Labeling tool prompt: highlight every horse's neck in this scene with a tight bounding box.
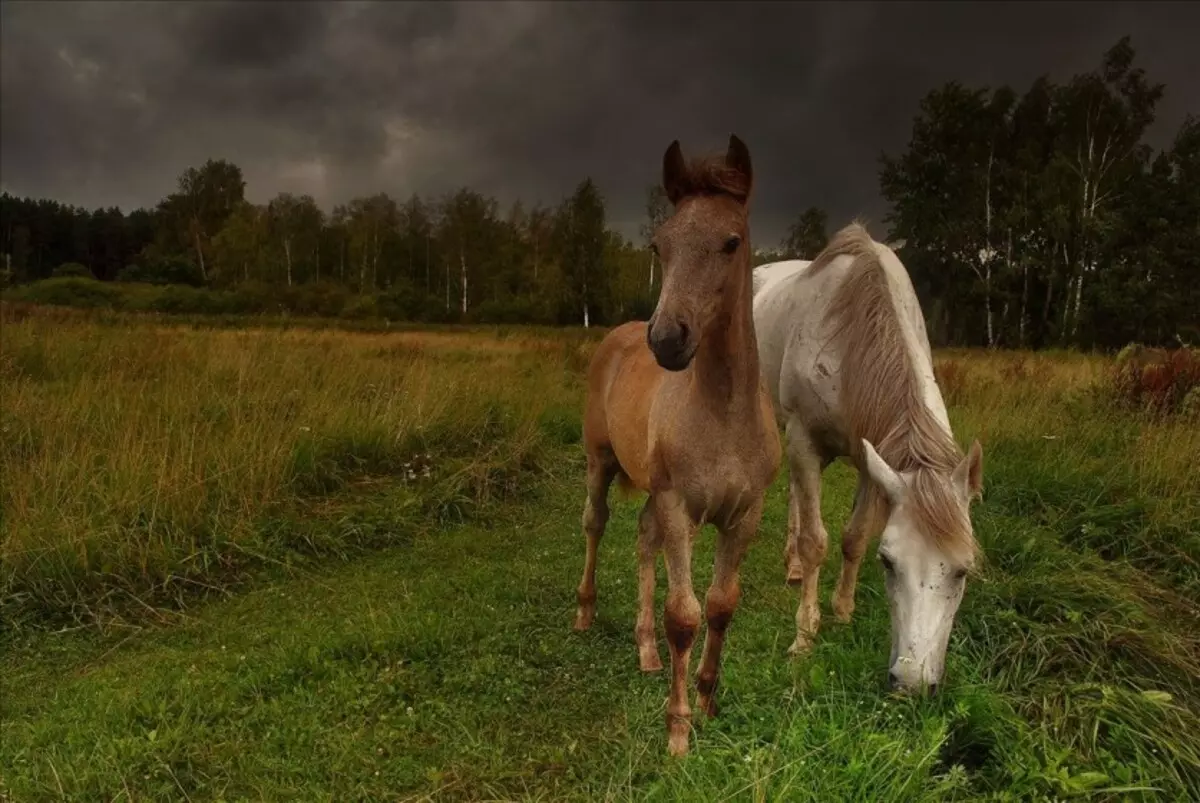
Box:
[693,264,762,411]
[876,258,954,436]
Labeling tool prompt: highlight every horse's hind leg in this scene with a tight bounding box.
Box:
[782,420,829,655]
[833,474,878,623]
[574,451,618,631]
[635,497,664,671]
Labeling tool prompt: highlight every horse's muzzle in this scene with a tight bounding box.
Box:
[647,318,695,371]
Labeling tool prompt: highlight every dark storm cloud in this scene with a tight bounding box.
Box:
[2,1,1197,245]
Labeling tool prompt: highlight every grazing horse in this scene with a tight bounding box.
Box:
[752,223,983,693]
[573,135,781,756]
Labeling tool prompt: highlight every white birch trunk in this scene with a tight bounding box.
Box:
[284,238,292,287]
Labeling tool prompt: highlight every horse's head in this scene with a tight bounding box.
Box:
[860,438,983,693]
[646,135,753,371]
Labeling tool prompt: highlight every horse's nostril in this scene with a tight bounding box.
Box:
[928,682,939,696]
[888,670,901,690]
[677,320,690,342]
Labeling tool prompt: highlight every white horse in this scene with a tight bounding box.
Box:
[752,223,983,692]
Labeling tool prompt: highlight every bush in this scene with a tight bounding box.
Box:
[374,282,424,321]
[340,295,379,320]
[52,262,94,279]
[118,254,205,287]
[291,282,351,318]
[9,276,124,308]
[1109,343,1200,417]
[467,297,544,325]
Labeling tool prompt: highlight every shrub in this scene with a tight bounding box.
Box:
[9,276,124,308]
[52,262,94,279]
[118,254,205,287]
[340,295,379,320]
[374,281,423,321]
[291,282,351,318]
[1109,344,1200,417]
[468,297,543,325]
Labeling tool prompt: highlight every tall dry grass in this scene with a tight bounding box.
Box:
[1,305,597,621]
[934,348,1200,594]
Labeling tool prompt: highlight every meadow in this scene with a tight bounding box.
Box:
[2,302,1199,801]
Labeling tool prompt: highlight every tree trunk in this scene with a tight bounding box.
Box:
[1072,269,1084,337]
[459,246,468,315]
[1020,256,1029,348]
[983,144,994,349]
[360,240,368,293]
[284,238,293,287]
[648,252,655,297]
[985,261,994,349]
[192,223,207,281]
[371,226,380,291]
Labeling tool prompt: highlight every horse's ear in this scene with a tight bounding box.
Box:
[861,439,904,504]
[953,439,984,501]
[663,140,687,206]
[725,134,753,199]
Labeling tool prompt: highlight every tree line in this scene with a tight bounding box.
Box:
[2,36,1194,347]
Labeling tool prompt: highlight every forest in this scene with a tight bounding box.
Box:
[2,37,1196,349]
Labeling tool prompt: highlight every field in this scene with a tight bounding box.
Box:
[2,303,1199,801]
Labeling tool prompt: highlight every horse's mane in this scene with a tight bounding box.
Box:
[671,155,751,204]
[809,223,978,562]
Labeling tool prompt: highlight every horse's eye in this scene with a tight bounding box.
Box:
[722,236,741,255]
[879,553,896,574]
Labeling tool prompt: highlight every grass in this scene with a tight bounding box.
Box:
[2,304,1199,800]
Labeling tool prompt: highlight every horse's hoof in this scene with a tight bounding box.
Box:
[639,646,663,672]
[787,636,813,656]
[667,728,691,757]
[832,599,854,623]
[573,608,594,631]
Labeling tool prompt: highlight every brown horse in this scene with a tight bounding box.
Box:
[572,135,782,757]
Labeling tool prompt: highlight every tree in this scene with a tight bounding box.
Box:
[640,184,671,297]
[436,188,499,315]
[555,178,608,327]
[266,193,323,286]
[211,201,268,284]
[160,159,246,282]
[781,207,829,260]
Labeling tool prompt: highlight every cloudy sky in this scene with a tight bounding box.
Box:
[2,1,1197,245]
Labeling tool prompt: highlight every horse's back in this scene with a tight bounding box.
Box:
[752,259,811,300]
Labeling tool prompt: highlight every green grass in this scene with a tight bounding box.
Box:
[2,306,1199,800]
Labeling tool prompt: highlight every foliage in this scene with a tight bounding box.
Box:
[51,262,94,279]
[881,37,1195,351]
[782,206,830,259]
[1109,344,1200,417]
[0,36,1193,348]
[2,314,1199,799]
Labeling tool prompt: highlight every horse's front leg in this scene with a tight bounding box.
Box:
[695,499,763,719]
[656,491,700,757]
[833,474,879,623]
[783,421,828,655]
[635,498,664,671]
[574,454,617,631]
